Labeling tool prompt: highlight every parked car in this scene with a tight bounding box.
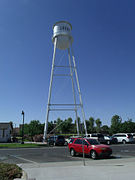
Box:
[104,135,118,145]
[48,135,65,146]
[68,137,112,159]
[112,133,134,144]
[66,136,82,145]
[131,133,135,142]
[85,133,106,144]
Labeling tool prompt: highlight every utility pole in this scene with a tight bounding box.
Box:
[21,110,24,144]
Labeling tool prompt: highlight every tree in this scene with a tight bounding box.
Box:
[23,124,29,135]
[19,120,44,140]
[28,120,43,138]
[61,117,73,134]
[95,118,102,133]
[120,119,135,133]
[110,115,122,134]
[19,123,29,137]
[88,117,95,133]
[56,118,63,133]
[101,125,110,134]
[86,120,90,133]
[47,121,54,134]
[9,121,13,130]
[75,117,81,134]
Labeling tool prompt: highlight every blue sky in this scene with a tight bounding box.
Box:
[0,0,135,127]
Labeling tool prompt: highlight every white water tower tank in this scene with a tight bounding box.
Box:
[52,21,73,50]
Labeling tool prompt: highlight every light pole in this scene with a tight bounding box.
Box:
[21,110,24,144]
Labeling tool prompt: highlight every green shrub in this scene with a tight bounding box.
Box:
[0,163,22,180]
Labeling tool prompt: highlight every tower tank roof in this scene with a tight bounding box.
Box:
[53,21,72,30]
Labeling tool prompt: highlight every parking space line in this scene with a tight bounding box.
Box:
[9,154,38,164]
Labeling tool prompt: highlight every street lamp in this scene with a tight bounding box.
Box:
[21,110,24,144]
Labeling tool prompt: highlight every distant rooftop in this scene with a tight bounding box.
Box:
[0,122,13,129]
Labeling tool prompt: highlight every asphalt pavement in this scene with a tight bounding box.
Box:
[0,144,135,164]
[1,144,135,179]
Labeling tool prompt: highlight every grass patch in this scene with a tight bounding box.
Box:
[0,143,47,148]
[0,163,22,180]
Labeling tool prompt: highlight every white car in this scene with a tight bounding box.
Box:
[65,136,81,145]
[112,133,134,144]
[104,135,118,145]
[85,133,106,144]
[131,133,135,142]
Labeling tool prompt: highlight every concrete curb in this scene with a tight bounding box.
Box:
[14,170,28,180]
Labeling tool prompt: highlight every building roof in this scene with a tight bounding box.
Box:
[0,123,13,129]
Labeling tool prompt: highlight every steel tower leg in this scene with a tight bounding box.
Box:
[70,45,88,136]
[43,38,57,141]
[68,48,79,136]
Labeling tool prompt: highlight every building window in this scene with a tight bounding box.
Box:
[2,129,5,138]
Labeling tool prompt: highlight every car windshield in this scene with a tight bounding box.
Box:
[49,137,56,140]
[91,134,98,137]
[98,134,104,138]
[70,138,75,143]
[87,139,100,145]
[57,136,64,139]
[105,135,111,138]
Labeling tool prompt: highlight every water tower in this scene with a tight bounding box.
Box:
[43,21,87,140]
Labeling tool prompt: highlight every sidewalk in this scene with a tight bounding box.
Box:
[19,157,135,180]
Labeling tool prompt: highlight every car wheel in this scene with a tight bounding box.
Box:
[122,140,126,144]
[90,150,97,159]
[48,142,53,146]
[70,148,76,157]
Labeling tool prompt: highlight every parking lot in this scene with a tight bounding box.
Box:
[0,144,135,164]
